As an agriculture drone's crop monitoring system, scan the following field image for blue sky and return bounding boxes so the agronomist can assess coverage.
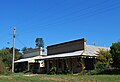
[0,0,120,50]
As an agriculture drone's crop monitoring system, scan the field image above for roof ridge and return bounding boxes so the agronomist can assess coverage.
[86,45,109,49]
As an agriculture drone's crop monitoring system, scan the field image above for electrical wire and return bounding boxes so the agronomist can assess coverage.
[16,37,27,48]
[33,0,120,30]
[33,0,115,26]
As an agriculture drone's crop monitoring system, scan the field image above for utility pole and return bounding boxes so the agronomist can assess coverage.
[12,27,16,73]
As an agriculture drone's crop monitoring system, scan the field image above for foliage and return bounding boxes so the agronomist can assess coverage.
[22,47,33,54]
[79,60,86,75]
[0,59,5,74]
[97,49,112,65]
[22,47,28,54]
[0,49,12,69]
[95,62,107,72]
[49,66,56,74]
[64,68,72,74]
[35,38,44,48]
[93,49,112,74]
[110,42,120,68]
[0,47,23,72]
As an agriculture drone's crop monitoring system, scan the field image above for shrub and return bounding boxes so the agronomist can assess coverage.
[0,59,5,74]
[110,42,120,68]
[95,62,108,71]
[49,66,56,74]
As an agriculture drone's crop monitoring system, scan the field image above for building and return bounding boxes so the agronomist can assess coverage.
[15,38,109,74]
[15,48,47,73]
[36,38,109,74]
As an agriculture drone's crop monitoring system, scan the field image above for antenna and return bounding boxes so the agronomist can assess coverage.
[93,42,96,46]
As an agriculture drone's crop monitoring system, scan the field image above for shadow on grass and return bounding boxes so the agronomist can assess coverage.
[98,69,120,75]
[87,69,120,75]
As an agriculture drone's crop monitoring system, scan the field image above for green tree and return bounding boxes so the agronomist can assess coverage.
[0,58,6,74]
[110,42,120,68]
[35,38,44,55]
[22,47,28,54]
[22,47,33,54]
[96,49,112,70]
[0,49,12,69]
[0,47,23,71]
[8,47,23,60]
[35,38,44,48]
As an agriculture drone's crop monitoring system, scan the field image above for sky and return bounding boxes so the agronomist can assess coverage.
[0,0,120,50]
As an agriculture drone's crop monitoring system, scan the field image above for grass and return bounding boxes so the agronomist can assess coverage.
[0,73,120,82]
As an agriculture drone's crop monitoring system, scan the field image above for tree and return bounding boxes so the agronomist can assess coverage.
[22,47,33,54]
[22,47,28,54]
[110,42,120,68]
[96,49,112,70]
[8,47,23,60]
[97,49,112,65]
[0,58,6,74]
[0,47,23,71]
[0,49,12,69]
[35,38,44,48]
[35,38,44,55]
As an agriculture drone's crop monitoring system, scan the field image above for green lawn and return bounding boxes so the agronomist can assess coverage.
[0,73,120,82]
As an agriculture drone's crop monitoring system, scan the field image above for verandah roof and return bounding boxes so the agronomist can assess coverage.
[15,56,42,63]
[40,50,84,59]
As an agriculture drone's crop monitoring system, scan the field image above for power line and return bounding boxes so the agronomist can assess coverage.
[19,0,117,34]
[33,0,115,26]
[34,0,120,30]
[37,0,87,22]
[54,1,120,25]
[16,37,27,47]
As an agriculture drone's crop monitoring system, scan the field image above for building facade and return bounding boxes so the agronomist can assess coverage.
[37,38,107,74]
[15,48,47,73]
[15,38,109,74]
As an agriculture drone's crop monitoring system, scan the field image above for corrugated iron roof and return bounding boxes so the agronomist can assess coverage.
[15,45,109,62]
[40,50,84,59]
[15,56,43,63]
[39,45,109,59]
[83,45,109,56]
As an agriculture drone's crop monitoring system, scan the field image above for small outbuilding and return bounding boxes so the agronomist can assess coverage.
[15,48,47,73]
